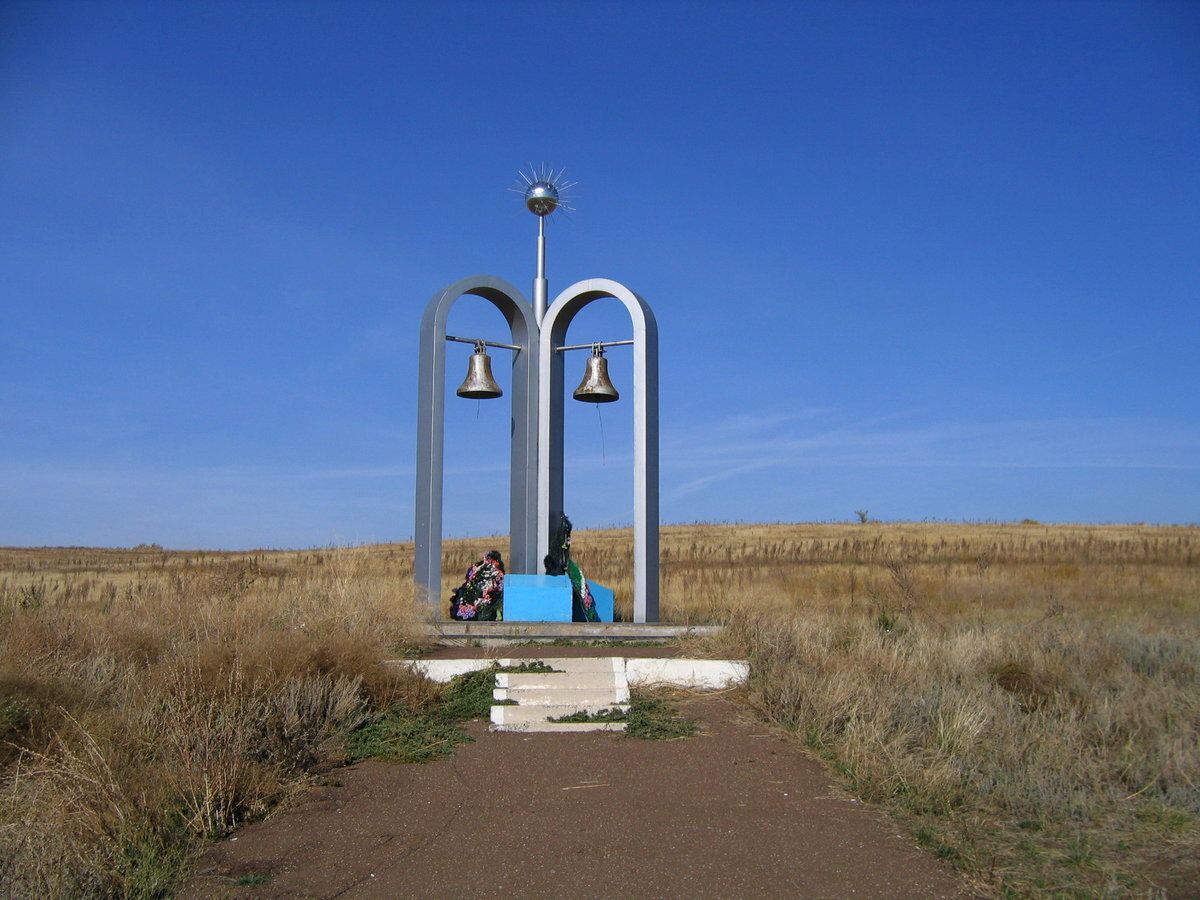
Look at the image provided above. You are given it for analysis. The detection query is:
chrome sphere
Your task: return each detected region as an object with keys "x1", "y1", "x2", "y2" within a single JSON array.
[{"x1": 524, "y1": 180, "x2": 559, "y2": 216}]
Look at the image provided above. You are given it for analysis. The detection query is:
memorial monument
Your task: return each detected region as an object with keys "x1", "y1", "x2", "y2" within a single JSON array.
[{"x1": 414, "y1": 168, "x2": 659, "y2": 622}]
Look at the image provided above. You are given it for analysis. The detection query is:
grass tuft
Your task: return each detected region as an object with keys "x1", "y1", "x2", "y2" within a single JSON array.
[
  {"x1": 624, "y1": 693, "x2": 698, "y2": 740},
  {"x1": 547, "y1": 707, "x2": 629, "y2": 724},
  {"x1": 345, "y1": 707, "x2": 471, "y2": 764},
  {"x1": 345, "y1": 666, "x2": 503, "y2": 764}
]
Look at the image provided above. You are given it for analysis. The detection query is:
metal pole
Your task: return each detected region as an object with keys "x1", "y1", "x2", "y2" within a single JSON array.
[{"x1": 534, "y1": 216, "x2": 548, "y2": 325}]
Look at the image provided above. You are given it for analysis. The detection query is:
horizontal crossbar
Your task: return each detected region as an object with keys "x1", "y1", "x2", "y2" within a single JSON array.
[{"x1": 445, "y1": 334, "x2": 522, "y2": 352}]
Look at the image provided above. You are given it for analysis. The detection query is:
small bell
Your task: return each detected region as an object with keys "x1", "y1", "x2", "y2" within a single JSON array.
[
  {"x1": 572, "y1": 344, "x2": 619, "y2": 403},
  {"x1": 456, "y1": 342, "x2": 503, "y2": 399}
]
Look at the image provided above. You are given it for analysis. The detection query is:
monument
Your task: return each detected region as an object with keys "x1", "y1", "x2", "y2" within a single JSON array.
[{"x1": 414, "y1": 168, "x2": 660, "y2": 622}]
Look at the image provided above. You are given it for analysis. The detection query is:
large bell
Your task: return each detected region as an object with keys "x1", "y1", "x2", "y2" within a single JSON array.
[
  {"x1": 456, "y1": 343, "x2": 503, "y2": 399},
  {"x1": 572, "y1": 345, "x2": 619, "y2": 403}
]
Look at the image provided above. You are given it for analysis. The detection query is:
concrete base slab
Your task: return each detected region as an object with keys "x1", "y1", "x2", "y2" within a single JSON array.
[
  {"x1": 626, "y1": 658, "x2": 750, "y2": 690},
  {"x1": 421, "y1": 621, "x2": 721, "y2": 646}
]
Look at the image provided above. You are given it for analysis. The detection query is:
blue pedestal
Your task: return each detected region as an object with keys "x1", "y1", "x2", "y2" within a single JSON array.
[
  {"x1": 504, "y1": 575, "x2": 572, "y2": 622},
  {"x1": 588, "y1": 582, "x2": 615, "y2": 623},
  {"x1": 504, "y1": 575, "x2": 613, "y2": 623}
]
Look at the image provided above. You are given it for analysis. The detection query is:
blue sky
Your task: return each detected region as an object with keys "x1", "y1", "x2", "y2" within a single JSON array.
[{"x1": 2, "y1": 1, "x2": 1198, "y2": 549}]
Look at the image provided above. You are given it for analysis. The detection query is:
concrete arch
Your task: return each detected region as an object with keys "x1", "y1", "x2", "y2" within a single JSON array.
[
  {"x1": 538, "y1": 278, "x2": 659, "y2": 622},
  {"x1": 415, "y1": 275, "x2": 538, "y2": 609}
]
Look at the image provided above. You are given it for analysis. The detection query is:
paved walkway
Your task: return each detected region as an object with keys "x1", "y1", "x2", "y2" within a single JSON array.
[{"x1": 182, "y1": 693, "x2": 980, "y2": 899}]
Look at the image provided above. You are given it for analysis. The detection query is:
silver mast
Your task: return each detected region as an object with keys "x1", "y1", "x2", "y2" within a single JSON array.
[{"x1": 520, "y1": 166, "x2": 573, "y2": 324}]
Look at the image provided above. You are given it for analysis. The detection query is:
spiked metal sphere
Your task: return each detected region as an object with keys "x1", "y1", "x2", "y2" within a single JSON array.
[{"x1": 524, "y1": 181, "x2": 559, "y2": 216}]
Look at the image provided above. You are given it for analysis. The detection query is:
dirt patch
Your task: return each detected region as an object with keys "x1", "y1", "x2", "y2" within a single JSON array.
[{"x1": 181, "y1": 695, "x2": 981, "y2": 899}]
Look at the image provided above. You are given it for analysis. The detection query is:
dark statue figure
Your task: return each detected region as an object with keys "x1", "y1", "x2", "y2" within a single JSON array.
[{"x1": 544, "y1": 515, "x2": 600, "y2": 623}]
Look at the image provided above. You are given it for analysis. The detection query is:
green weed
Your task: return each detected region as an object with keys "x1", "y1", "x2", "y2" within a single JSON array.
[
  {"x1": 547, "y1": 707, "x2": 628, "y2": 723},
  {"x1": 433, "y1": 667, "x2": 500, "y2": 722},
  {"x1": 345, "y1": 666, "x2": 504, "y2": 763},
  {"x1": 345, "y1": 707, "x2": 471, "y2": 763},
  {"x1": 624, "y1": 694, "x2": 697, "y2": 740},
  {"x1": 495, "y1": 660, "x2": 559, "y2": 673}
]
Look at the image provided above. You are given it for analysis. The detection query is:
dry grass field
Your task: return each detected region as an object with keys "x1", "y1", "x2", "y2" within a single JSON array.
[{"x1": 2, "y1": 522, "x2": 1197, "y2": 898}]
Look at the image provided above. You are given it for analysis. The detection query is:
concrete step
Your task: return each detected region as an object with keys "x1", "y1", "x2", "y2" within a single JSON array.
[
  {"x1": 493, "y1": 686, "x2": 631, "y2": 705},
  {"x1": 524, "y1": 657, "x2": 625, "y2": 673},
  {"x1": 495, "y1": 671, "x2": 625, "y2": 691},
  {"x1": 490, "y1": 703, "x2": 630, "y2": 727}
]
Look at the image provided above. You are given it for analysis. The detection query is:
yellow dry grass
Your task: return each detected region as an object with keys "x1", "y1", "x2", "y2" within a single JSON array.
[
  {"x1": 2, "y1": 522, "x2": 1197, "y2": 898},
  {"x1": 0, "y1": 545, "x2": 428, "y2": 898}
]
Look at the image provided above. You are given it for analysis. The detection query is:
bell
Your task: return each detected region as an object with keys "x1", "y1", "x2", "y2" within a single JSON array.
[
  {"x1": 572, "y1": 345, "x2": 619, "y2": 403},
  {"x1": 456, "y1": 343, "x2": 503, "y2": 399}
]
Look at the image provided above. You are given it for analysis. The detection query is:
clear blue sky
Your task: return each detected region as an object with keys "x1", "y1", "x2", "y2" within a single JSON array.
[{"x1": 2, "y1": 1, "x2": 1198, "y2": 549}]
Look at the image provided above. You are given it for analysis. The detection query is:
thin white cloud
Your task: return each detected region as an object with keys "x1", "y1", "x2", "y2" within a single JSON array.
[
  {"x1": 670, "y1": 460, "x2": 776, "y2": 499},
  {"x1": 710, "y1": 408, "x2": 828, "y2": 434},
  {"x1": 662, "y1": 413, "x2": 1200, "y2": 501}
]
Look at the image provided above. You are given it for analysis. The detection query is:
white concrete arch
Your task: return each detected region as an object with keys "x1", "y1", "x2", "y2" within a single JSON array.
[
  {"x1": 537, "y1": 278, "x2": 659, "y2": 622},
  {"x1": 415, "y1": 275, "x2": 539, "y2": 609}
]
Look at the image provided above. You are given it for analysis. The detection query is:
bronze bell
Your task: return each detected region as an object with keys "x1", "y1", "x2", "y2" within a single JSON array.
[
  {"x1": 572, "y1": 345, "x2": 619, "y2": 403},
  {"x1": 456, "y1": 342, "x2": 503, "y2": 399}
]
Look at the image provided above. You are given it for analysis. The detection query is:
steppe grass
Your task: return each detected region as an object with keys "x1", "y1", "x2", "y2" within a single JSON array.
[
  {"x1": 569, "y1": 522, "x2": 1200, "y2": 896},
  {"x1": 3, "y1": 523, "x2": 1198, "y2": 898},
  {"x1": 0, "y1": 546, "x2": 427, "y2": 899},
  {"x1": 733, "y1": 606, "x2": 1199, "y2": 898},
  {"x1": 694, "y1": 524, "x2": 1198, "y2": 899}
]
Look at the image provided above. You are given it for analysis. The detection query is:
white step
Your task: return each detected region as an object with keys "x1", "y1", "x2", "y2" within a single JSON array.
[
  {"x1": 496, "y1": 671, "x2": 625, "y2": 691},
  {"x1": 522, "y1": 657, "x2": 624, "y2": 673},
  {"x1": 490, "y1": 703, "x2": 630, "y2": 727},
  {"x1": 494, "y1": 686, "x2": 631, "y2": 705},
  {"x1": 494, "y1": 657, "x2": 624, "y2": 677},
  {"x1": 489, "y1": 657, "x2": 632, "y2": 733}
]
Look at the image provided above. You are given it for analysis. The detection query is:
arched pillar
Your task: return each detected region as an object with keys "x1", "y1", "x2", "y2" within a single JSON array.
[
  {"x1": 537, "y1": 278, "x2": 659, "y2": 622},
  {"x1": 415, "y1": 275, "x2": 538, "y2": 610}
]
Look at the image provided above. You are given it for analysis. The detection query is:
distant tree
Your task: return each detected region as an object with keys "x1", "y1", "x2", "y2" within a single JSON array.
[{"x1": 854, "y1": 509, "x2": 870, "y2": 524}]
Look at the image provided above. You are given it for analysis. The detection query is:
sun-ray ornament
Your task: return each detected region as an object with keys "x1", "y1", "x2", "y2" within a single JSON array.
[
  {"x1": 512, "y1": 164, "x2": 577, "y2": 217},
  {"x1": 512, "y1": 165, "x2": 577, "y2": 324}
]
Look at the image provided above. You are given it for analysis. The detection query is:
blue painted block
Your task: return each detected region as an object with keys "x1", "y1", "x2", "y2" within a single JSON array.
[
  {"x1": 503, "y1": 575, "x2": 615, "y2": 623},
  {"x1": 588, "y1": 582, "x2": 614, "y2": 623},
  {"x1": 503, "y1": 575, "x2": 572, "y2": 622}
]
